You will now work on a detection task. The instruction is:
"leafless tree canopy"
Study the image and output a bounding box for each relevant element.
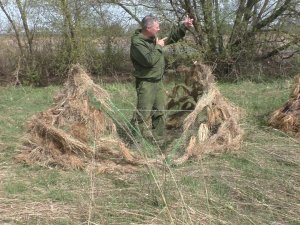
[0,0,299,84]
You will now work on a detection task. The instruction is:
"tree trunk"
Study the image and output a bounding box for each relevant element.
[60,0,77,62]
[200,0,216,54]
[16,0,33,55]
[214,0,223,54]
[0,1,24,56]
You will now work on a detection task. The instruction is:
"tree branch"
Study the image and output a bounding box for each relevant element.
[117,2,141,25]
[257,38,300,60]
[254,0,292,30]
[16,0,33,54]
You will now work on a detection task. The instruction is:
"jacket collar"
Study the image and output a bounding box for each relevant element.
[135,29,156,42]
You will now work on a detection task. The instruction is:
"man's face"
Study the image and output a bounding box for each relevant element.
[146,21,160,37]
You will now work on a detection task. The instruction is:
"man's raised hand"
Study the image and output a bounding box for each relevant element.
[183,15,194,28]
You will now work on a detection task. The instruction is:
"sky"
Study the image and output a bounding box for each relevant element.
[0,3,140,34]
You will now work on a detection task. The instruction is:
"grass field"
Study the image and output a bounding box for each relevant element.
[0,80,299,225]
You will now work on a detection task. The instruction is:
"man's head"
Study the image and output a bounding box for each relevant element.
[141,15,160,38]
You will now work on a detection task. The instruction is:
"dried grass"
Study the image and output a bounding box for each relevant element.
[268,74,300,136]
[0,199,81,223]
[167,62,244,164]
[16,64,154,173]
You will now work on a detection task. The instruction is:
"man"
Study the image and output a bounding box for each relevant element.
[130,15,193,143]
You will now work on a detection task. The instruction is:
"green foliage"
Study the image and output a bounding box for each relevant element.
[46,190,75,203]
[33,171,61,188]
[165,40,203,69]
[209,178,230,198]
[181,175,202,192]
[4,182,28,194]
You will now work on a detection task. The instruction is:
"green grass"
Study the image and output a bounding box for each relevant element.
[0,80,299,224]
[4,181,28,194]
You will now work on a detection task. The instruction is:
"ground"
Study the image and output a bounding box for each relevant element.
[0,80,299,224]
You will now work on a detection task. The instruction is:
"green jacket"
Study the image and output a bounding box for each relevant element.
[130,23,187,81]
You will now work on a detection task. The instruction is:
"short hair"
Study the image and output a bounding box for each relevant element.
[141,15,158,30]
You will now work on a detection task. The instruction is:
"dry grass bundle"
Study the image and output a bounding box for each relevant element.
[16,64,146,173]
[268,74,300,136]
[167,62,244,165]
[166,65,204,129]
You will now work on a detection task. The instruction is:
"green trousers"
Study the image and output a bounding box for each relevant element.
[135,79,165,139]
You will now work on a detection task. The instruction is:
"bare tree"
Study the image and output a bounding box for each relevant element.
[0,1,25,56]
[111,0,300,76]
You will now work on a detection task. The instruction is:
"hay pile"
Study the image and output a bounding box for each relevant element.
[16,64,146,173]
[268,74,300,136]
[167,62,244,165]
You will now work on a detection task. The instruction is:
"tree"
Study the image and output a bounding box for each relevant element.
[112,0,300,77]
[0,1,25,56]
